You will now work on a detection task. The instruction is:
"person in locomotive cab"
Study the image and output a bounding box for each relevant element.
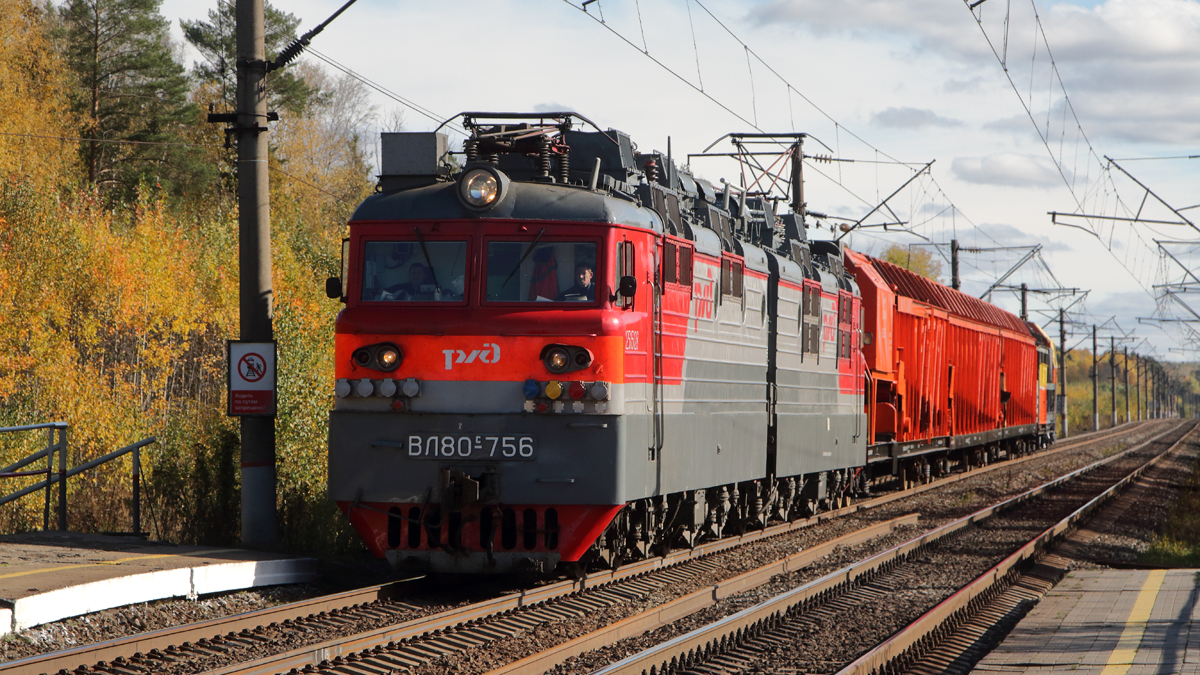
[391,263,435,300]
[557,262,595,302]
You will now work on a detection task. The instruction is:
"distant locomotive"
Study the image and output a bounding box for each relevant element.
[325,113,1055,574]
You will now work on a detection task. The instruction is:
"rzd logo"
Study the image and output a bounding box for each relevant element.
[443,343,501,370]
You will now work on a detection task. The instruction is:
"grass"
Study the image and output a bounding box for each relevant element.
[1140,448,1200,567]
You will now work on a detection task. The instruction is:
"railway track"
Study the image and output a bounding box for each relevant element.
[577,420,1196,675]
[1,420,1168,675]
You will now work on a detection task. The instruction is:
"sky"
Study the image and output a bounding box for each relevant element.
[159,0,1200,360]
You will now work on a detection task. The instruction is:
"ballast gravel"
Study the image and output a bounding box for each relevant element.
[1,420,1183,675]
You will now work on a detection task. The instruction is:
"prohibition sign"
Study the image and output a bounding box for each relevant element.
[238,353,267,383]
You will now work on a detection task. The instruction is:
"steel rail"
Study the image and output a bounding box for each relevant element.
[482,514,920,675]
[588,421,1187,675]
[836,420,1198,675]
[209,515,922,675]
[0,582,424,675]
[4,421,1151,675]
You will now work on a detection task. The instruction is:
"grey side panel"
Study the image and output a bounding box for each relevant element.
[329,412,624,505]
[618,409,769,500]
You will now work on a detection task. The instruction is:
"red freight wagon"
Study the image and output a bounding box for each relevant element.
[846,250,1048,477]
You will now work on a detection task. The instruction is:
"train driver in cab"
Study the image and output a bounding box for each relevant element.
[558,262,595,302]
[393,263,433,300]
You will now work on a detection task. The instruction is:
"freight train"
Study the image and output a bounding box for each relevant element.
[325,113,1056,574]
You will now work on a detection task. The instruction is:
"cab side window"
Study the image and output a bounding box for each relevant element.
[615,240,636,308]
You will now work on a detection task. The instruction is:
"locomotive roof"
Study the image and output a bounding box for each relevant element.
[864,254,1031,335]
[351,179,664,233]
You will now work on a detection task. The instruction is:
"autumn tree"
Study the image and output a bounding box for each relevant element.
[57,0,210,199]
[0,1,75,185]
[879,243,942,283]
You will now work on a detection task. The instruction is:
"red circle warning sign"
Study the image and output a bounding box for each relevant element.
[238,353,267,383]
[228,342,275,417]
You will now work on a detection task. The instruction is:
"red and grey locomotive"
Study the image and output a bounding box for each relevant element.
[325,113,1055,574]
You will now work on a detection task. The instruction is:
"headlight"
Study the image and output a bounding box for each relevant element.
[351,343,403,372]
[541,344,593,375]
[544,347,571,374]
[377,346,400,370]
[461,169,499,207]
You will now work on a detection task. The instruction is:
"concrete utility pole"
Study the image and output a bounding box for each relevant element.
[1058,309,1068,438]
[1147,362,1156,415]
[951,239,960,291]
[1123,347,1129,424]
[237,0,277,547]
[1091,326,1099,431]
[1135,354,1141,421]
[1110,336,1116,427]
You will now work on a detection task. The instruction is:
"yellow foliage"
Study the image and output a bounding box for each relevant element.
[0,1,76,185]
[879,243,943,283]
[0,49,365,551]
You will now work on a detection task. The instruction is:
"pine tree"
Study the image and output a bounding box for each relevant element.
[181,1,315,117]
[57,0,212,199]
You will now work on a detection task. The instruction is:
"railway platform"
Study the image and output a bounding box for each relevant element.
[0,531,316,636]
[975,568,1200,674]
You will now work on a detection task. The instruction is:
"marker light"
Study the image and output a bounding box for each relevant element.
[355,379,375,397]
[590,382,610,400]
[568,382,586,400]
[523,379,541,399]
[544,347,571,374]
[536,402,549,413]
[461,169,499,207]
[545,380,563,399]
[378,379,397,397]
[392,399,407,412]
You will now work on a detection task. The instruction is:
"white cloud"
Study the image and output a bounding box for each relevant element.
[952,153,1068,188]
[748,0,1200,144]
[871,107,962,129]
[532,102,574,113]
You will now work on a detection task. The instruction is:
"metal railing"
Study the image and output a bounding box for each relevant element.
[0,423,155,534]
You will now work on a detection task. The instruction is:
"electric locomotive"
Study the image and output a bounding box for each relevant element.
[325,112,1053,574]
[326,114,866,573]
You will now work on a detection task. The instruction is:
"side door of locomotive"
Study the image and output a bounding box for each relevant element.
[616,231,660,460]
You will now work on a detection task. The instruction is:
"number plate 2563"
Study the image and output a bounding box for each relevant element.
[407,435,535,460]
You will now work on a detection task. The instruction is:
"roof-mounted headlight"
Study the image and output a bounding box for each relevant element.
[458,166,508,210]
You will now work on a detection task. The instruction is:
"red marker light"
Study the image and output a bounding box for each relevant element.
[536,402,549,414]
[392,399,406,412]
[569,381,586,400]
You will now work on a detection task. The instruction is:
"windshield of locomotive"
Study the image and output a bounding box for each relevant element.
[361,241,467,302]
[486,241,598,303]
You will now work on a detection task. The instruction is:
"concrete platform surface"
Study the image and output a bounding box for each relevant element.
[0,531,316,635]
[975,568,1200,674]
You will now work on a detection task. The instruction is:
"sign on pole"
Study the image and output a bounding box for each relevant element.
[227,341,277,416]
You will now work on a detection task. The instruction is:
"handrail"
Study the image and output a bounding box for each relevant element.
[1,425,154,534]
[0,422,69,433]
[0,445,56,475]
[0,424,66,530]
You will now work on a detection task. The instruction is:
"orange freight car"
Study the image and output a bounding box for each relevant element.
[846,250,1052,479]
